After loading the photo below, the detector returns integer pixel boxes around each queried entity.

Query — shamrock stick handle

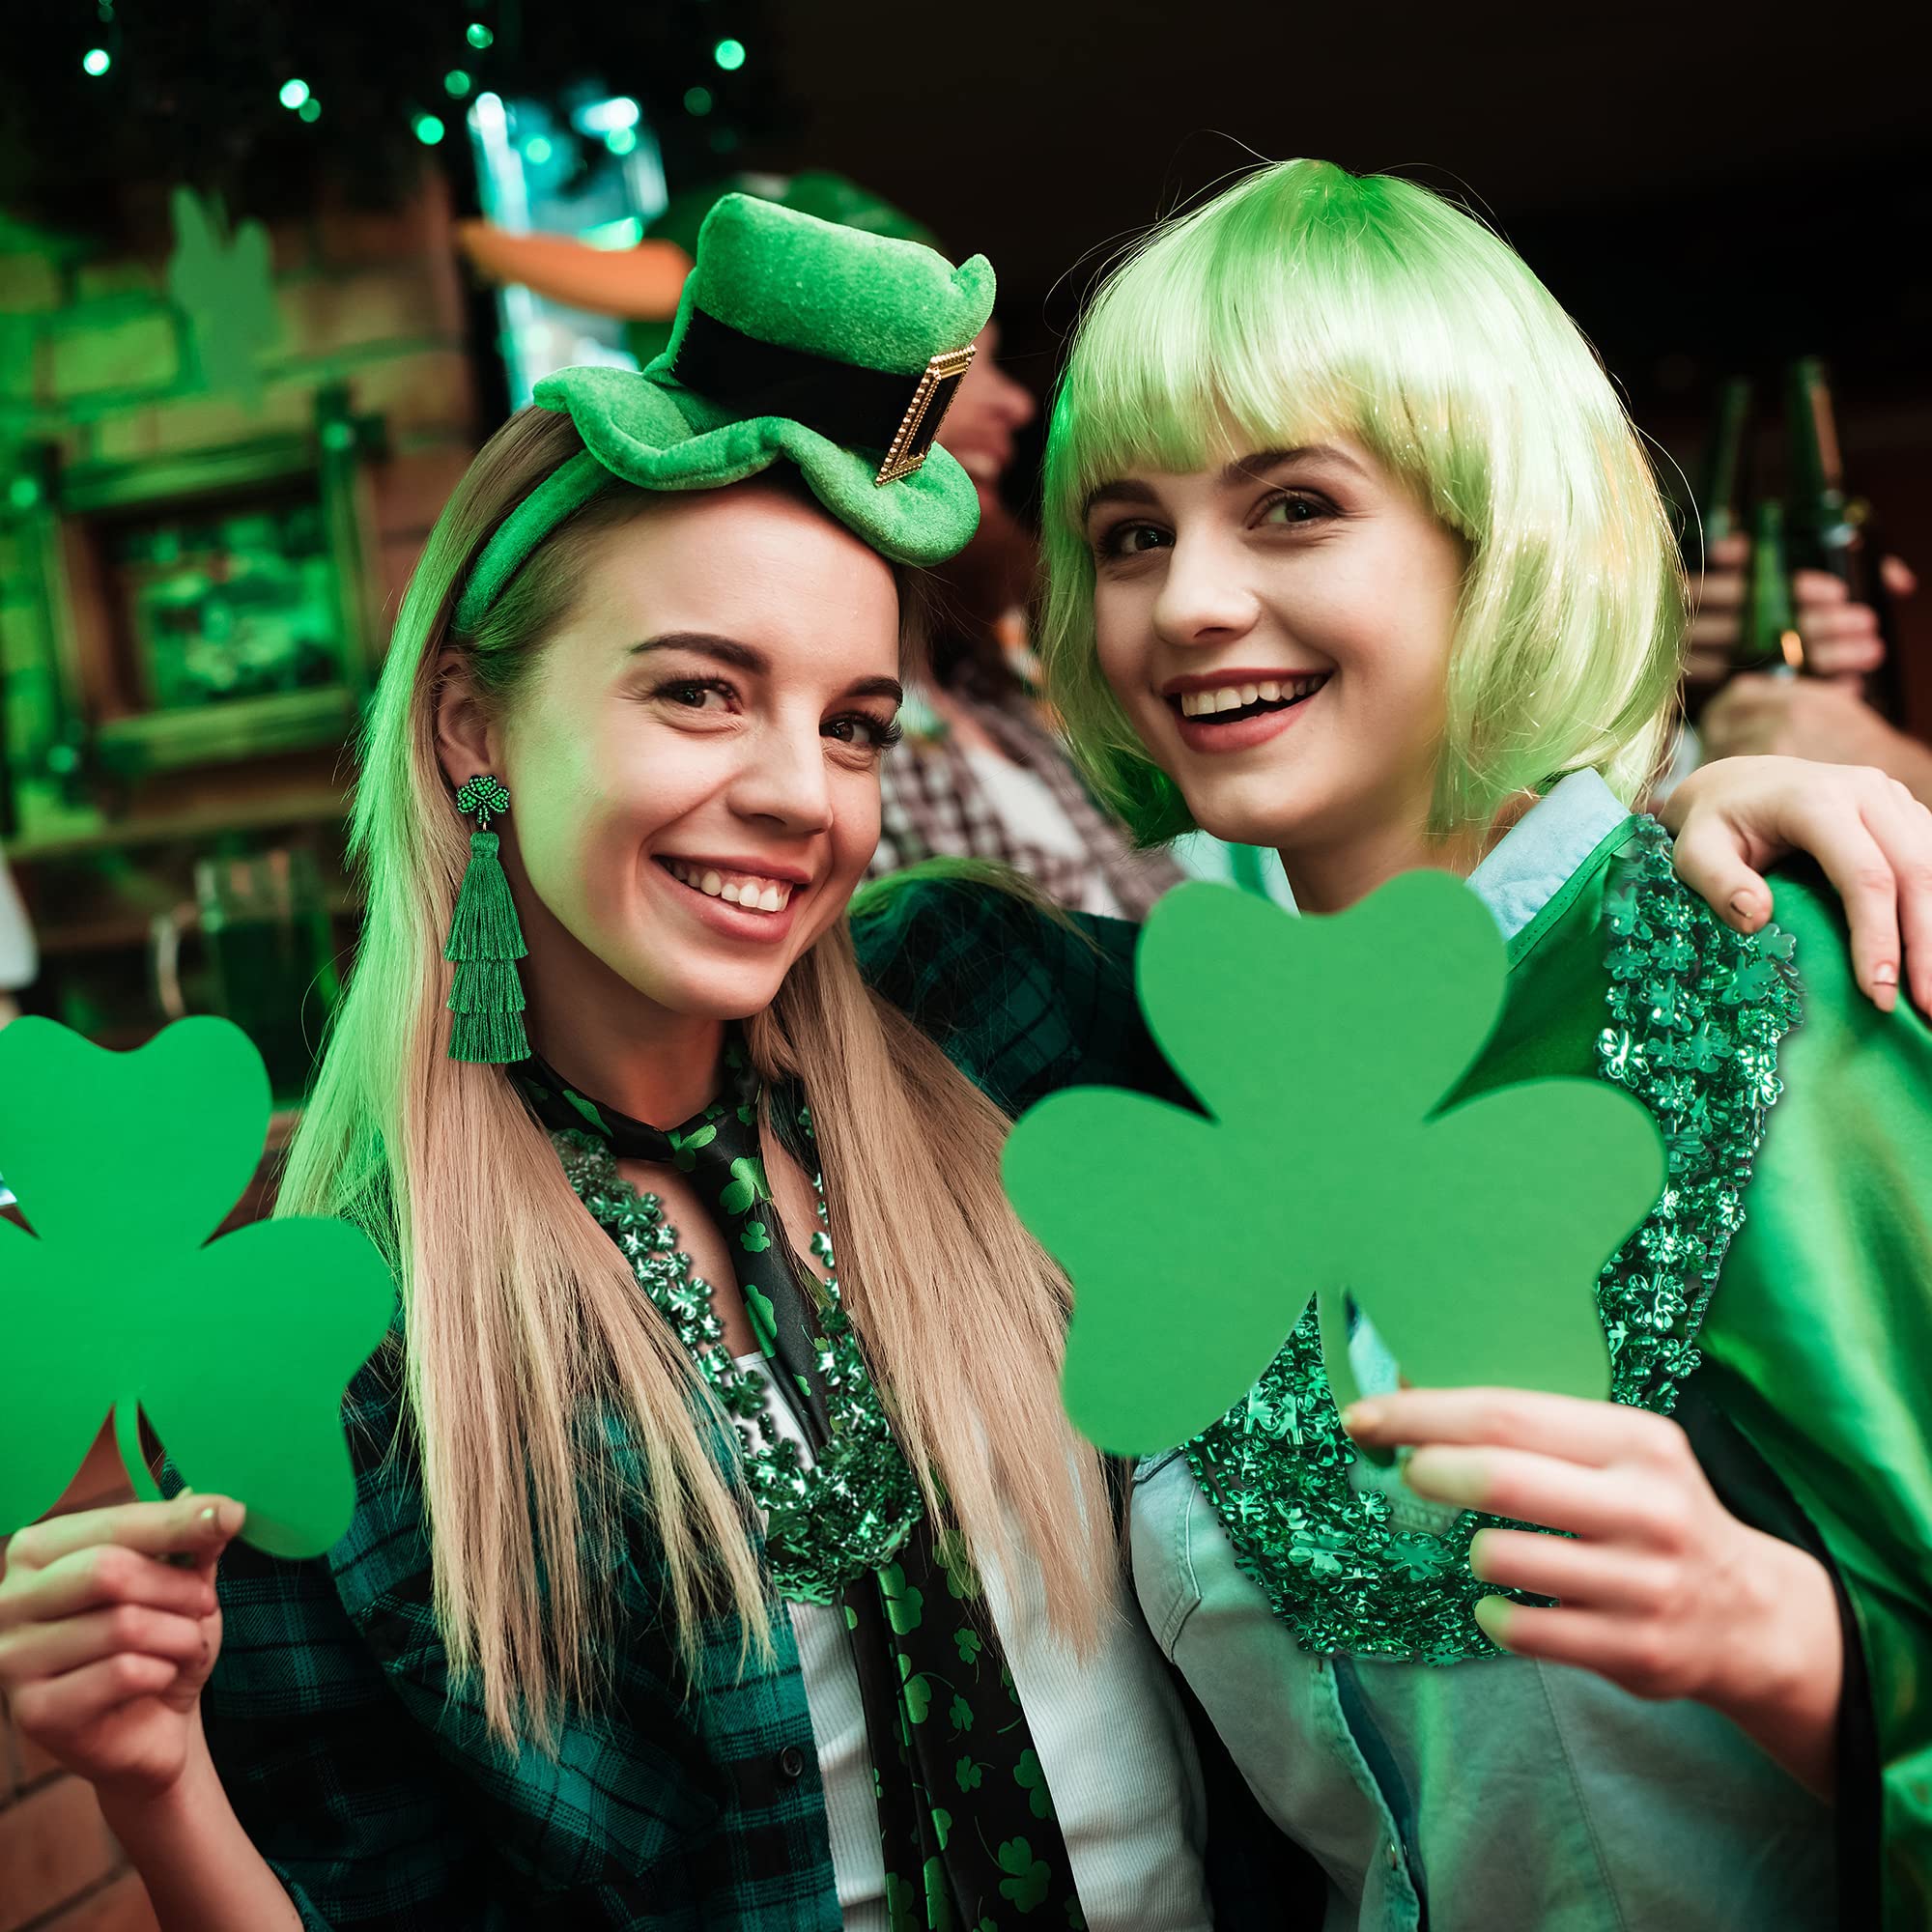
[1319,1285,1394,1469]
[112,1396,167,1506]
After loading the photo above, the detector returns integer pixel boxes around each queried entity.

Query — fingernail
[1472,1593,1514,1645]
[1405,1448,1488,1508]
[1340,1401,1382,1435]
[1729,892,1760,922]
[201,1499,244,1537]
[1874,962,1899,987]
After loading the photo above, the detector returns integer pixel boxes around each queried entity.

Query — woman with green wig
[1009,156,1931,1929]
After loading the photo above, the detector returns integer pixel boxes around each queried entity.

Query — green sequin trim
[1185,818,1804,1663]
[554,1118,925,1606]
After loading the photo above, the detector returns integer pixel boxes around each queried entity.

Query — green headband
[454,193,995,634]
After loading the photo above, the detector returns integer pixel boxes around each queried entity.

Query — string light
[524,135,553,164]
[412,113,446,146]
[713,38,746,71]
[466,22,494,48]
[298,98,322,123]
[605,128,638,156]
[575,97,639,134]
[279,78,310,110]
[82,47,111,76]
[683,85,713,115]
[444,70,472,98]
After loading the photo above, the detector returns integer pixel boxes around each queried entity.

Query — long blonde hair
[1037,159,1686,843]
[280,409,1111,1744]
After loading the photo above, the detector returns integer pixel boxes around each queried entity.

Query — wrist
[1703,1530,1841,1794]
[95,1706,213,1847]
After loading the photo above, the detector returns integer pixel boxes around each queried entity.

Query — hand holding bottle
[1688,533,1915,689]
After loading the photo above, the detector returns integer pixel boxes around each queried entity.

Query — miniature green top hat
[625,171,939,365]
[456,193,994,631]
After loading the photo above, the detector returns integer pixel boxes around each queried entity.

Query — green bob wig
[1037,159,1686,845]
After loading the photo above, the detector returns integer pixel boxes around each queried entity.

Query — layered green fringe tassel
[445,829,529,1063]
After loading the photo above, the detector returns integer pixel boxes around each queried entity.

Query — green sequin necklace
[553,1126,925,1606]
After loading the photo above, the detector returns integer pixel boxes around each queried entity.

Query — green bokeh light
[279,78,310,110]
[298,98,322,124]
[524,135,553,164]
[412,113,446,146]
[444,69,472,98]
[466,21,494,48]
[684,85,713,115]
[713,38,747,71]
[82,47,111,76]
[605,128,638,156]
[7,475,43,511]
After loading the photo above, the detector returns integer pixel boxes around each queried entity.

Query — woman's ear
[433,651,499,790]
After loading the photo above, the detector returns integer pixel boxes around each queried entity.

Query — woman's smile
[653,853,810,945]
[1163,667,1333,753]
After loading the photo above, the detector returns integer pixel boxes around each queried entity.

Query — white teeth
[664,860,794,912]
[1177,674,1331,719]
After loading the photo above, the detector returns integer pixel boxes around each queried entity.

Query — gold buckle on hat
[874,344,977,486]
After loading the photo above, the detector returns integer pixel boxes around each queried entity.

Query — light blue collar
[1465,769,1632,945]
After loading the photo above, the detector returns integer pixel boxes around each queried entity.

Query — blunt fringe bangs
[1037,158,1686,843]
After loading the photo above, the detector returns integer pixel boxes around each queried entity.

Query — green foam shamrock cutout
[1002,876,1666,1458]
[0,1017,395,1557]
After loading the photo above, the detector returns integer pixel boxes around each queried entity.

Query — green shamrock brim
[454,398,980,634]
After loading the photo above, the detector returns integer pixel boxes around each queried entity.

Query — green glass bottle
[1784,355,1904,720]
[1692,376,1753,565]
[1738,498,1804,677]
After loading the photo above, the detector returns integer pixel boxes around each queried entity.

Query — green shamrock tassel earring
[445,773,529,1065]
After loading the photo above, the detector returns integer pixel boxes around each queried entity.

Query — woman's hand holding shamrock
[0,1491,242,1798]
[1343,1388,1842,1796]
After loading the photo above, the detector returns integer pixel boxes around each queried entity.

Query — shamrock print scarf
[512,1041,1083,1929]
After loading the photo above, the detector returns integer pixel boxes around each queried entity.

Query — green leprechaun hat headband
[454,193,995,632]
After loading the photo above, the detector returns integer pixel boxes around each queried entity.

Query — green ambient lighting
[605,128,638,156]
[684,85,713,115]
[576,97,639,134]
[82,47,111,76]
[466,21,494,48]
[444,69,471,97]
[580,215,643,250]
[412,113,446,146]
[524,136,553,164]
[279,78,310,110]
[713,38,747,71]
[298,98,322,123]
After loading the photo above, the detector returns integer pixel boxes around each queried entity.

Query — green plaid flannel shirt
[200,880,1170,1931]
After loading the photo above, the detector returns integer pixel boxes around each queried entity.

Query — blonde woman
[0,200,1212,1932]
[1016,158,1930,1928]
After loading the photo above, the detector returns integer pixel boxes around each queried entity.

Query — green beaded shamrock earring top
[445,773,529,1065]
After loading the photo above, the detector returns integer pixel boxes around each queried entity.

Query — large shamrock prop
[0,1018,394,1556]
[1003,876,1665,1457]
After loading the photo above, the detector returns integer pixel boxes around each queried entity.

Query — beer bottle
[1738,497,1804,677]
[1784,355,1904,719]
